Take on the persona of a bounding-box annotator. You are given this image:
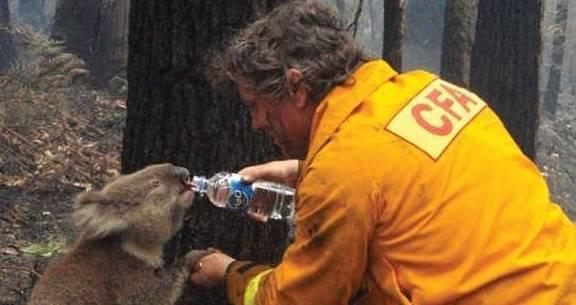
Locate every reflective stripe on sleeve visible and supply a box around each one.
[244,269,273,305]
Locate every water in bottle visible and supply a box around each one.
[192,172,295,222]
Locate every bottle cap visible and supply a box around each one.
[192,176,207,193]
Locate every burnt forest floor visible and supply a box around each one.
[1,26,125,304]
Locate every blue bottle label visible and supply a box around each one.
[227,175,253,212]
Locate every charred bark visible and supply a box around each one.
[92,0,129,84]
[124,1,290,304]
[51,0,130,85]
[470,0,542,159]
[0,0,15,72]
[543,0,569,118]
[440,0,478,87]
[51,0,102,75]
[383,0,404,71]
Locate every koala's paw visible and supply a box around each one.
[181,249,215,269]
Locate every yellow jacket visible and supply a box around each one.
[226,60,576,305]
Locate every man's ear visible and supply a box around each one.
[286,68,308,108]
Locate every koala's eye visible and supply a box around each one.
[151,179,161,188]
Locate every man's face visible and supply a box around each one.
[238,82,314,160]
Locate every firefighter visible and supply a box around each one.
[191,2,576,304]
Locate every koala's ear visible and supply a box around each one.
[73,191,110,207]
[72,191,129,240]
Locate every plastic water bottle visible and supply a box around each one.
[192,172,295,222]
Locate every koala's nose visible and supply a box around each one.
[172,166,190,181]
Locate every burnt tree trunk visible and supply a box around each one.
[368,0,383,56]
[0,0,7,27]
[470,0,542,159]
[124,1,290,305]
[440,0,478,87]
[543,0,569,118]
[383,0,404,71]
[335,0,345,15]
[52,0,130,85]
[51,0,102,74]
[92,0,129,84]
[18,0,46,31]
[0,0,15,72]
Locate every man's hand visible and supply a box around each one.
[190,251,236,288]
[238,159,300,187]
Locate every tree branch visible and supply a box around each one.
[347,0,364,38]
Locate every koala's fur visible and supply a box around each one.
[28,163,204,305]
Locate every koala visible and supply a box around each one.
[28,163,206,305]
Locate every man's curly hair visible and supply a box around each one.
[208,0,370,104]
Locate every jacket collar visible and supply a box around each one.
[304,60,398,165]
